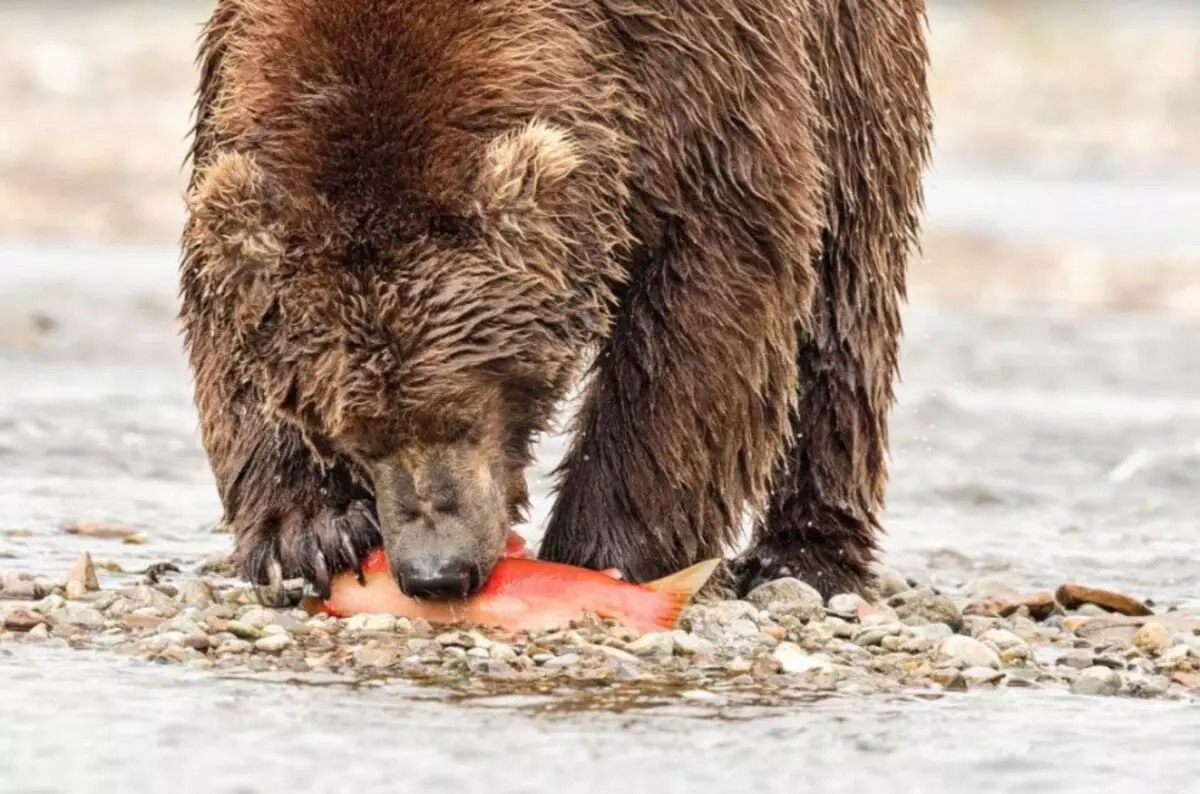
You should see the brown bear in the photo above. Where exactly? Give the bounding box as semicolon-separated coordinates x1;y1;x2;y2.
179;0;932;604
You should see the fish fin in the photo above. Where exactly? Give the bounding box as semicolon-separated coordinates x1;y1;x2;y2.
641;558;723;627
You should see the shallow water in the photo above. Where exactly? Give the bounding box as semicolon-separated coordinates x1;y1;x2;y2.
3;227;1200;792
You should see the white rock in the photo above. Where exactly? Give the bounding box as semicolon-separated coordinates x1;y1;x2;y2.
979;628;1027;651
937;635;1001;670
254;634;292;653
1071;665;1122;696
772;642;834;674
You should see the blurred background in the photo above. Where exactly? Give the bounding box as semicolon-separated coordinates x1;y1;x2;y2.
2;0;1198;311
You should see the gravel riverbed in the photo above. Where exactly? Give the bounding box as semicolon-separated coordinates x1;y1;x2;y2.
6;550;1199;702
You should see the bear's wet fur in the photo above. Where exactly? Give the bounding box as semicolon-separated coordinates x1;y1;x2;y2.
180;0;932;601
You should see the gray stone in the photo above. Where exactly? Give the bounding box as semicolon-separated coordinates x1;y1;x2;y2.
465;647;490;660
671;631;714;656
177;580;215;608
936;635;1001;669
746;578;824;620
979;628;1026;652
128;586;176;613
626;632;674;658
225;621;264;640
889;587;964;633
1059;649;1096;670
870;563;912;598
52;604;105;630
907;622;956;642
1071;665;1122;696
852;627;893;647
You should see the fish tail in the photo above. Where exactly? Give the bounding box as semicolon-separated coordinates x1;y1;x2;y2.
640;558;723;628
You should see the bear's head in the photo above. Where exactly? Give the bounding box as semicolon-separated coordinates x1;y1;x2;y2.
186;118;625;597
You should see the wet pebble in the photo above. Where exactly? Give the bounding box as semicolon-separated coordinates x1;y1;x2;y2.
826;593;867;618
773;642;833;674
937;635;1000;669
66;553;100;592
745;578;824;621
255;634;292;653
889;588;964;633
626;632;674;658
962;666;1005;686
1071;665;1122;696
1132;622;1171;655
346;613;396;633
543;653;581;670
612;662;641;681
2;574;45;601
177;580;214;608
51;604;105;630
2;607;47;632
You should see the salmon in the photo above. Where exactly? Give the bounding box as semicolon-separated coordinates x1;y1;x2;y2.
303;538;721;634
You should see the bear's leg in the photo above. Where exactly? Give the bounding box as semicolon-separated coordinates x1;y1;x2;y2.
728;261;901;599
731;1;933;599
538;230;806;584
209;409;381;604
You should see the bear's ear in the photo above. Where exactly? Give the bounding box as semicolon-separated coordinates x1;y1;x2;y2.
478;119;580;214
186;150;286;271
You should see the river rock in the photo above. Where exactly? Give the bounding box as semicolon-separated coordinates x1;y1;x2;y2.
962;666;1005;686
870;563;912;598
937;635;1000;669
52;604;105;630
176;580;214;608
826;593;868;618
1071;665;1122;696
543;653;581;670
746;578;824;621
613;662;641;681
255;634;292;653
1;573;44;601
1132;622;1171;655
346;613;397;633
2;607;47;632
773;642;833;674
979;628;1026;651
65;552;100;592
626;632;674;658
1056;583;1152;616
889;588;964;632
671;631;714;656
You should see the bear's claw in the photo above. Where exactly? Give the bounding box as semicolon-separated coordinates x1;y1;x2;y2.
237;497;382;605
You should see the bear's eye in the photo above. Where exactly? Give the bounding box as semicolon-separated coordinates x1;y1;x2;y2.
427;213;468;240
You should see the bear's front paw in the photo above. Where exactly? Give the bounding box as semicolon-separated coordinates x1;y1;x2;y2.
235;498;382;605
729;536;870;602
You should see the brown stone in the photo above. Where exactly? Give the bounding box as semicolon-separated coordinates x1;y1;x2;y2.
1167;671;1200;689
1065;614;1200;646
62;520;138;540
66;552;101;591
964;590;1056;621
2;608;48;632
122;614;167;630
1055;583;1153;616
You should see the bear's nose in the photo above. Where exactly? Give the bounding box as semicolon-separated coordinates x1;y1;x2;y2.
395;557;480;599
